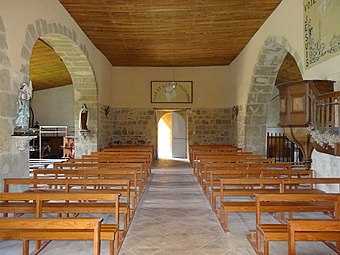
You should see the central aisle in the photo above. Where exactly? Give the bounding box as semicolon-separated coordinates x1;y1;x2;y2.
119;159;255;255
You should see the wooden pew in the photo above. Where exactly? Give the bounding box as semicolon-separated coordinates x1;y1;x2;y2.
0;192;120;255
199;161;292;187
193;152;258;175
208;169;313;209
255;193;340;255
219;178;340;232
86;152;151;169
53;163;146;196
204;161;298;192
287;219;340;255
102;145;154;161
189;144;242;164
3;178;131;234
0;217;102;255
62;160;149;186
33;168;144;201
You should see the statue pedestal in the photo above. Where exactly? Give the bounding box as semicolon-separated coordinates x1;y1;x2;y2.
12;135;37;151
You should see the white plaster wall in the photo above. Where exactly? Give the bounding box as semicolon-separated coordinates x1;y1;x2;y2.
0;0;112;104
0;0;112;187
228;0;340;183
111;66;230;108
229;0;340;106
31;85;74;128
311;150;340;193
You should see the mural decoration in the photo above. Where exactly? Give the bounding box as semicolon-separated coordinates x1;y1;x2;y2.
304;0;340;68
151;81;193;103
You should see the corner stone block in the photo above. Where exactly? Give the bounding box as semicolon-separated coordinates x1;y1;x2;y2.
27;24;37;40
0;17;5;33
0;119;12;153
246;105;264;116
0;69;10;90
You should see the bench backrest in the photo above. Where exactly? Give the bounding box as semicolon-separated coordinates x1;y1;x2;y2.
255;193;340;225
0;192;120;224
0;217;102;255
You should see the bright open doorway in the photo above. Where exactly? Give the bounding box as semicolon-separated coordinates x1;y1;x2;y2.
157;111;187;159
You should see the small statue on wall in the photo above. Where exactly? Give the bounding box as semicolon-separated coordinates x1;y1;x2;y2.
79;104;89;131
14;81;33;134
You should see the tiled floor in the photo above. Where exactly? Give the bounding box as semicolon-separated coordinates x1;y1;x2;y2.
119;158;338;255
119;159;255;255
0;158;337;254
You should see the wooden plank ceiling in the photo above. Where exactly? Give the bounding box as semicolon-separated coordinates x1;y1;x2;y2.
59;0;283;67
30;0;302;90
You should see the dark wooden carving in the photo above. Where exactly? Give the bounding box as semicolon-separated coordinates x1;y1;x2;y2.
276;80;334;127
276;80;336;161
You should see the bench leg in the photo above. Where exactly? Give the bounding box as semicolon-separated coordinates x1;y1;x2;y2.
263;239;269;255
222;208;228;232
288;230;295;255
256;229;261;254
115;231;119;255
225;213;229;232
36;240;41;250
23;240;29;255
124;213;128;233
211;195;216;211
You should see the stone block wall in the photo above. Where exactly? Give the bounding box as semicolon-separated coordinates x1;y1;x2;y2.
188;108;232;145
107;107;239;153
0;15;30;192
98;104;113;149
229;105;245;149
111;108;156;146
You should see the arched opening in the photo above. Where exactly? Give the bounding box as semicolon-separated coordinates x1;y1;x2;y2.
244;36;303;155
266;52;303;162
38;33;98;157
157;111;188;159
29;38;74;159
20;25;98;158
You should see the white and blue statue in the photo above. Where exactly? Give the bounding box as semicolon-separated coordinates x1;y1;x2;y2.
14;81;33;133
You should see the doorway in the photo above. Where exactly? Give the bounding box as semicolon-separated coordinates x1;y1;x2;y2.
157;111;188;159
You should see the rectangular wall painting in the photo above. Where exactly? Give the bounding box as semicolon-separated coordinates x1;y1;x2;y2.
151;81;193;103
304;0;340;68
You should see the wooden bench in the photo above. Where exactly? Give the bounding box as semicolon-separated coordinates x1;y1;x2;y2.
52;163;146;196
0;192;120;255
83;151;151;170
61;161;149;187
3;178;131;235
255;193;340;255
219;178;340;232
0;217;102;255
102;145;154;161
189;144;242;164
205;164;308;192
287;219;340;255
193;152;257;174
208;169;313;208
200;162;293;187
32;169;138;212
192;151;254;173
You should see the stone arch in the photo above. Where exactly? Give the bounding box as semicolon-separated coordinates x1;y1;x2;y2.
20;19;98;156
243;36;303;155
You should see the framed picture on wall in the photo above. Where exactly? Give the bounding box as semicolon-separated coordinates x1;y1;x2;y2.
151;81;193;103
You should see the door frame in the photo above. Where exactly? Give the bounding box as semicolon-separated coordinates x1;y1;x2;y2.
155;109;189;159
